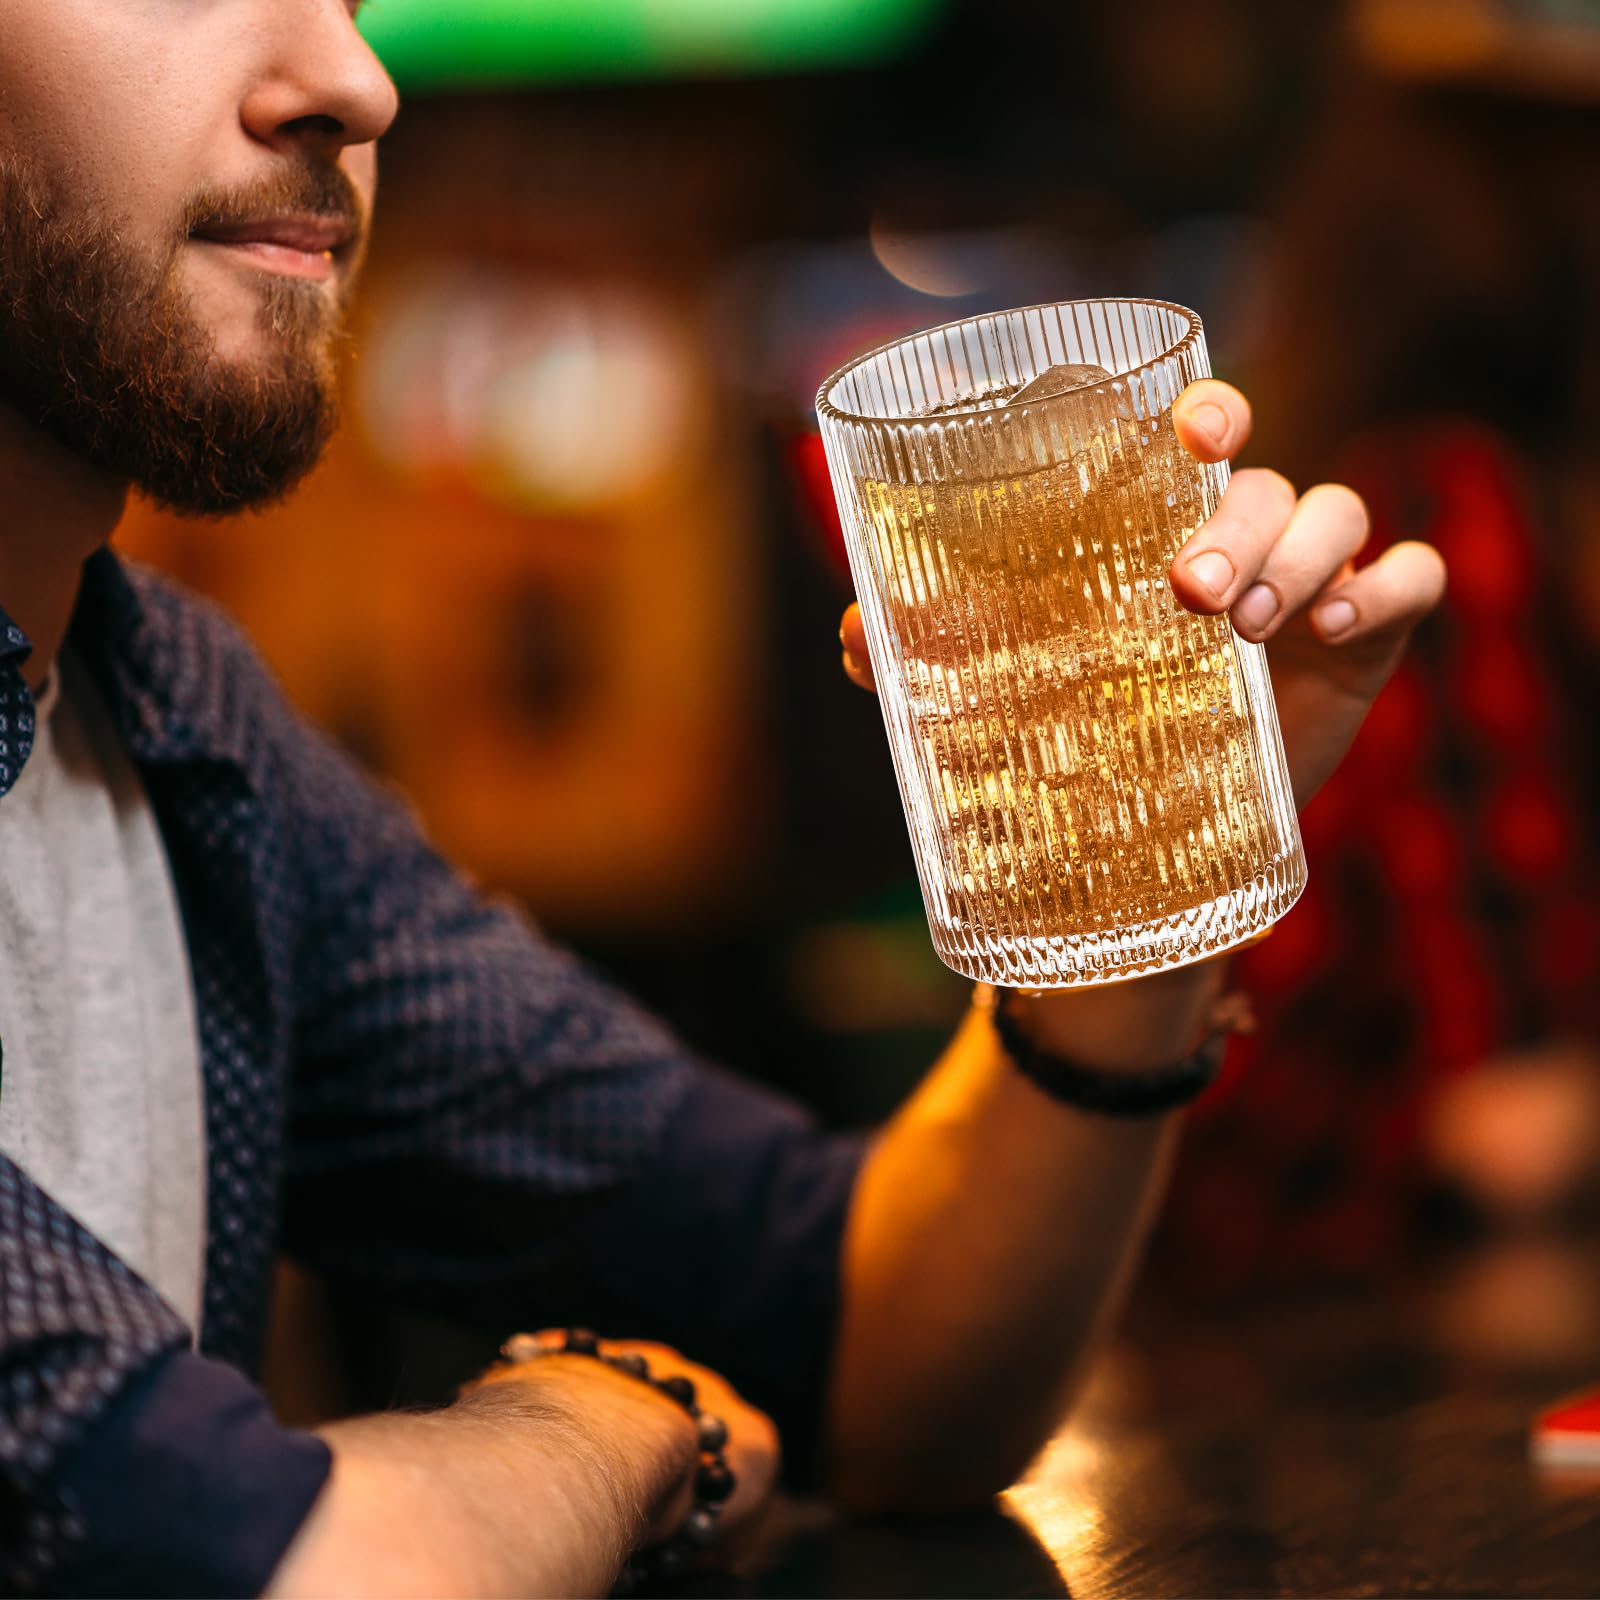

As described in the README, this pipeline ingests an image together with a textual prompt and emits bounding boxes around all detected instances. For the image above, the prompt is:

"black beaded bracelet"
[975,982,1227,1117]
[498,1328,736,1593]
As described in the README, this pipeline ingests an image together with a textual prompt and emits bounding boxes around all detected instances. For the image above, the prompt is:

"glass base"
[928,847,1307,989]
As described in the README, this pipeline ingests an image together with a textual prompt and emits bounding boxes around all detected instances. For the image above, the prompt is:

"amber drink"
[817,299,1304,987]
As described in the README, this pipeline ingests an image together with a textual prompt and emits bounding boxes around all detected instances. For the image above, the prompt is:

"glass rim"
[814,295,1204,429]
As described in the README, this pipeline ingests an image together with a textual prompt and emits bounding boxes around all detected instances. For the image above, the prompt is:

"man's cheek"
[341,144,379,211]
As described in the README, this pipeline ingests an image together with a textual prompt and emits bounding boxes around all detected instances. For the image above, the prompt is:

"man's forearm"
[267,1369,697,1598]
[823,960,1222,1510]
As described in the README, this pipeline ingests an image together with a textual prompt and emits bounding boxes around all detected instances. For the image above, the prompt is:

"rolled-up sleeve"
[0,1155,327,1597]
[52,1350,331,1599]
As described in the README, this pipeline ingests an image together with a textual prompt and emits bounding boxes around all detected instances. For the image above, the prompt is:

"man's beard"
[0,154,364,516]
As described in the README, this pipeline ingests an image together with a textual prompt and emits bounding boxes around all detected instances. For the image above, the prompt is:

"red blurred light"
[1374,795,1462,900]
[1450,631,1548,745]
[1483,772,1572,881]
[787,430,851,581]
[1239,881,1333,987]
[1529,897,1600,996]
[1342,665,1431,781]
[1428,434,1537,622]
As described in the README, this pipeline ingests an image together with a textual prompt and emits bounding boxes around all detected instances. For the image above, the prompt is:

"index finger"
[1172,378,1252,463]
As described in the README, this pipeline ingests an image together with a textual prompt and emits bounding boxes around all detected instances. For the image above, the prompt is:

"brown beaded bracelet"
[498,1328,736,1592]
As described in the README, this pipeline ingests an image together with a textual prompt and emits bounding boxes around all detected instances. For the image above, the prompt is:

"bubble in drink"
[1004,362,1113,405]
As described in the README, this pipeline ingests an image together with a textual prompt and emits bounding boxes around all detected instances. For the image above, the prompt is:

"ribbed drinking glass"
[817,299,1306,987]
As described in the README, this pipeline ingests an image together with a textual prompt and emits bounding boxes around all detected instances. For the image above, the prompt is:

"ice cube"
[1004,362,1113,405]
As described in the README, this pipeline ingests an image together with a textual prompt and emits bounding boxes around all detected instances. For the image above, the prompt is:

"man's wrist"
[461,1354,700,1546]
[988,958,1229,1074]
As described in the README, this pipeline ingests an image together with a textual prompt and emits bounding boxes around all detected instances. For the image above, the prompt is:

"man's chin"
[113,349,342,518]
[180,253,339,366]
[132,419,338,519]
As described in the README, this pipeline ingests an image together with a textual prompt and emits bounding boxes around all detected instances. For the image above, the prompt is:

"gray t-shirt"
[0,650,206,1337]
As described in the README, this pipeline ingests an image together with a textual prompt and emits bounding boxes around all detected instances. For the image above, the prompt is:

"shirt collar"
[0,546,255,801]
[71,544,252,773]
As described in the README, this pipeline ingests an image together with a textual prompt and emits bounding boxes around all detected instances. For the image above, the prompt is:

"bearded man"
[0,3,1445,1596]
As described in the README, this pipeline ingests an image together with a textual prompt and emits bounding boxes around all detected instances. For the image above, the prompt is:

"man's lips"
[188,215,358,280]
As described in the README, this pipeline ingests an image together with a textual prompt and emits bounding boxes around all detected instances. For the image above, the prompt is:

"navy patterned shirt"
[0,548,866,1597]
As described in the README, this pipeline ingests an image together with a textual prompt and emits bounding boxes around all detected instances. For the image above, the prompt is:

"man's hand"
[470,1333,780,1550]
[839,377,1446,813]
[267,1340,777,1598]
[1161,380,1445,804]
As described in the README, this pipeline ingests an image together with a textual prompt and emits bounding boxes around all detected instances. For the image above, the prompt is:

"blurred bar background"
[121,0,1600,1302]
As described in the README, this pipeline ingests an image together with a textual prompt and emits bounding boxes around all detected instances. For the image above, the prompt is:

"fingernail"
[1232,582,1279,638]
[1190,402,1229,447]
[1315,598,1357,638]
[842,647,865,676]
[1186,549,1235,600]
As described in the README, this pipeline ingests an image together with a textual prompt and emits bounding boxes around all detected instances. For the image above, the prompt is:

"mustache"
[181,164,366,242]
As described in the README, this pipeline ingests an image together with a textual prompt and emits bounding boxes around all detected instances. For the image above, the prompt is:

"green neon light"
[359,0,942,88]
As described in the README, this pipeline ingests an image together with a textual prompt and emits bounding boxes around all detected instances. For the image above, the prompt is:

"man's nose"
[240,0,400,156]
